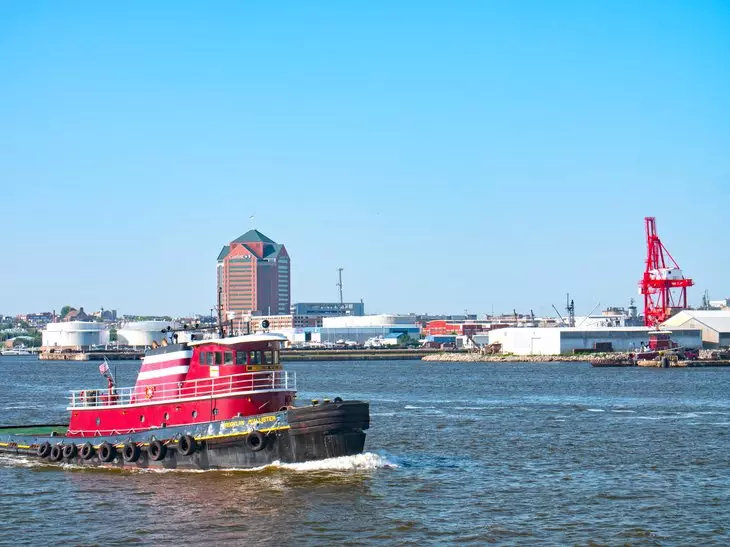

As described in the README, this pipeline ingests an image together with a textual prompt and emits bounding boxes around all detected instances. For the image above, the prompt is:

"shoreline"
[421,353,592,363]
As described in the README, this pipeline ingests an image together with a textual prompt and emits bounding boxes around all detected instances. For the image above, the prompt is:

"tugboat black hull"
[0,400,369,470]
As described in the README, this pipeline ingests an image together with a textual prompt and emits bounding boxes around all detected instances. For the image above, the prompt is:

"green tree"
[60,305,75,319]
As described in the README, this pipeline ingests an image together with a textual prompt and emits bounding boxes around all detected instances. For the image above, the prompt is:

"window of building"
[224,351,233,365]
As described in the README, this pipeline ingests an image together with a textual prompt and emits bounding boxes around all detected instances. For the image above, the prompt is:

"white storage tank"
[42,321,110,348]
[117,320,181,348]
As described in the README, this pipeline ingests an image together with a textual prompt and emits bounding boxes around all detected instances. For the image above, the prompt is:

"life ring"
[80,442,95,460]
[62,443,77,459]
[148,440,167,461]
[36,442,51,458]
[144,386,156,400]
[122,443,140,463]
[246,431,266,452]
[177,435,197,457]
[99,442,116,463]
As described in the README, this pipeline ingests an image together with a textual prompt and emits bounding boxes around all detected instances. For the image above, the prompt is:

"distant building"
[117,320,180,348]
[422,320,496,336]
[291,302,365,317]
[488,327,702,356]
[661,310,730,348]
[248,314,322,331]
[20,312,54,327]
[42,321,110,348]
[64,307,91,322]
[217,229,290,318]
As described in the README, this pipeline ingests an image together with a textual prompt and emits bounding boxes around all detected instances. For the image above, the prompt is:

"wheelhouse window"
[206,352,214,366]
[249,351,261,365]
[199,352,205,365]
[224,351,233,365]
[235,351,246,365]
[215,352,223,365]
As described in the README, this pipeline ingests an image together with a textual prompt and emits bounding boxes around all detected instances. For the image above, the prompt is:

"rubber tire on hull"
[148,440,166,461]
[246,431,266,452]
[177,435,197,456]
[80,442,95,460]
[50,444,63,462]
[123,443,140,463]
[37,442,51,458]
[99,442,116,463]
[62,443,77,459]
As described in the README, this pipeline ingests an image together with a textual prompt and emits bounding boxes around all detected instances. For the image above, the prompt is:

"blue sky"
[1,1,728,317]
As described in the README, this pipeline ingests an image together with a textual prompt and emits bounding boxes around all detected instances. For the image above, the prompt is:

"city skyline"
[1,2,728,317]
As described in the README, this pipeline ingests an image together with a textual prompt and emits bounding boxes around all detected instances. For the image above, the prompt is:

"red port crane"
[639,217,693,327]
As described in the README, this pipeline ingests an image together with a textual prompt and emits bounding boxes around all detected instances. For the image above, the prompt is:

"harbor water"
[1,356,730,545]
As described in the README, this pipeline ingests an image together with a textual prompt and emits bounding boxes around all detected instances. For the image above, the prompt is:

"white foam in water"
[587,408,605,412]
[277,452,397,472]
[454,406,489,410]
[404,405,435,410]
[1,452,398,474]
[611,409,636,413]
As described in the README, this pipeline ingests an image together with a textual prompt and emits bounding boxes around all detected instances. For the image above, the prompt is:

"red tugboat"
[0,333,369,469]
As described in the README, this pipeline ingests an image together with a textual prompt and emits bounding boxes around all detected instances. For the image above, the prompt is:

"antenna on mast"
[566,293,575,327]
[337,268,344,306]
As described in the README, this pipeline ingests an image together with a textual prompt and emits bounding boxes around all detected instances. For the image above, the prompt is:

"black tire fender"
[99,442,116,463]
[37,442,51,458]
[80,442,95,460]
[148,440,167,461]
[177,435,197,457]
[122,443,140,463]
[62,443,77,459]
[246,431,266,452]
[50,444,63,462]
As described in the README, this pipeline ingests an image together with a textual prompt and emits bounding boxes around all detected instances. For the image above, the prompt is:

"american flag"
[99,361,110,375]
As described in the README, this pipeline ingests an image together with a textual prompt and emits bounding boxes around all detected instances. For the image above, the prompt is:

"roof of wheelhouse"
[188,333,289,346]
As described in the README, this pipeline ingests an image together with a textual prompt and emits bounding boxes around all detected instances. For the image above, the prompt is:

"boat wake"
[276,451,397,472]
[0,452,398,474]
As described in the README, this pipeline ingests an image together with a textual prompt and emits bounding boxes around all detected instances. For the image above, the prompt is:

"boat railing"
[67,370,296,408]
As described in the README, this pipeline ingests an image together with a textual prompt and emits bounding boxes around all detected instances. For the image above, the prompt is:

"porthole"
[164,412,170,420]
[95,417,101,426]
[140,415,145,423]
[213,408,219,416]
[192,410,198,418]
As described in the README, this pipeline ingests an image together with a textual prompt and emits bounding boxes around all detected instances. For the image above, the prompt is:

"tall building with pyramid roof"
[216,230,290,318]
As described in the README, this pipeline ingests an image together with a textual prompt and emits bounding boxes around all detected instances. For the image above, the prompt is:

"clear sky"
[1,1,728,318]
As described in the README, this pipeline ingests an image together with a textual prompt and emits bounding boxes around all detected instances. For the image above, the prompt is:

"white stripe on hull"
[142,350,193,366]
[136,365,190,381]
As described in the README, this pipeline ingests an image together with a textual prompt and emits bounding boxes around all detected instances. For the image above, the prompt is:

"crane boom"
[639,217,693,327]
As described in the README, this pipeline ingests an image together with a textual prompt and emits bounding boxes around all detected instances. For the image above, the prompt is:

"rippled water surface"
[1,356,730,545]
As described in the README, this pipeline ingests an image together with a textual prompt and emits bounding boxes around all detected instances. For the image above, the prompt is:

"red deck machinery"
[639,217,693,327]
